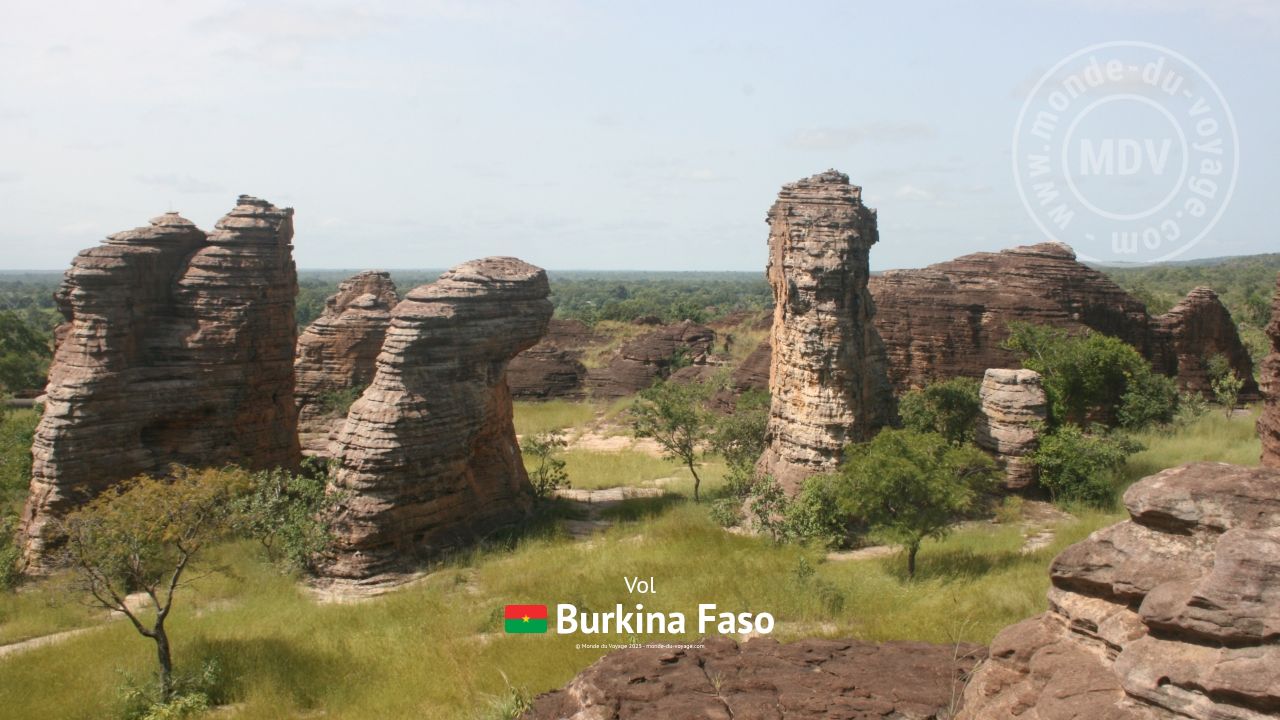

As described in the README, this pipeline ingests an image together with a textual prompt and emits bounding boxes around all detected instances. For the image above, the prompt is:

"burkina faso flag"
[504,604,548,633]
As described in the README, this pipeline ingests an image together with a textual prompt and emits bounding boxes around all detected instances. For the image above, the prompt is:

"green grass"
[1120,405,1262,486]
[0,506,1118,720]
[512,401,600,437]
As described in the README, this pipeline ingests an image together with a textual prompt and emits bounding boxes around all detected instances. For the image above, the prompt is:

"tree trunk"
[688,462,702,502]
[154,620,174,703]
[907,543,919,579]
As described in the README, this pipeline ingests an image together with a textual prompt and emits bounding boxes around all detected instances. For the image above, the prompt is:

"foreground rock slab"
[319,257,552,585]
[958,461,1280,720]
[522,636,984,720]
[755,170,894,494]
[20,197,299,570]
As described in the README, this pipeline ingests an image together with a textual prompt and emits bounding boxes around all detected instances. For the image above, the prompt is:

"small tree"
[59,467,247,703]
[520,431,570,499]
[836,429,996,578]
[898,377,982,445]
[631,380,713,501]
[711,389,769,496]
[232,458,341,573]
[1207,354,1244,418]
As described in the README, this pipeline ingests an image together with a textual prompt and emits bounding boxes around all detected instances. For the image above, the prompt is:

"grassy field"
[0,406,1261,719]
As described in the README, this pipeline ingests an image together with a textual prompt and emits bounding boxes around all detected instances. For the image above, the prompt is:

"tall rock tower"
[756,170,894,494]
[1259,272,1280,467]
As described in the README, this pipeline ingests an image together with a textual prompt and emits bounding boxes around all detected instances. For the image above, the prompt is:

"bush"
[0,405,38,510]
[782,474,846,546]
[1032,424,1141,507]
[232,459,341,573]
[520,432,570,499]
[711,389,769,497]
[836,429,997,577]
[0,513,21,590]
[707,498,742,528]
[1004,323,1178,429]
[898,377,982,445]
[317,386,364,418]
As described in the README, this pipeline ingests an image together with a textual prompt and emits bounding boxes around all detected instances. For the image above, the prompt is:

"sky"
[1,0,1277,271]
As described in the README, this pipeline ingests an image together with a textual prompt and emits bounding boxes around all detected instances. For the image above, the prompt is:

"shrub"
[782,474,846,546]
[707,498,742,528]
[520,431,570,499]
[0,513,21,590]
[317,386,364,417]
[1032,424,1141,507]
[898,377,982,445]
[711,389,769,497]
[1004,323,1178,429]
[835,429,997,578]
[232,458,340,574]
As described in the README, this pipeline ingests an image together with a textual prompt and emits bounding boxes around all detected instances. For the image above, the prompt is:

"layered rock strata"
[756,170,894,494]
[294,271,399,454]
[1259,274,1280,467]
[522,636,985,720]
[321,257,552,583]
[507,319,595,400]
[21,197,300,570]
[1152,286,1259,400]
[959,461,1280,719]
[584,320,716,400]
[975,369,1048,489]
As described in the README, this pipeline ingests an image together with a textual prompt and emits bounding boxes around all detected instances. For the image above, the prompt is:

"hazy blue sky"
[2,1,1276,271]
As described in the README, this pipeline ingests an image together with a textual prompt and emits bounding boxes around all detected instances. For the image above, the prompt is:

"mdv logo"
[1078,139,1174,176]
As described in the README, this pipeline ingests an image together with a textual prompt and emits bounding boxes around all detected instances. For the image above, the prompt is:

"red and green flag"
[504,604,548,634]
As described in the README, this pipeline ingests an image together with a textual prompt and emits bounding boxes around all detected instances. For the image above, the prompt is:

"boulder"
[584,320,716,400]
[20,197,299,571]
[755,170,894,494]
[958,461,1280,720]
[319,257,552,585]
[1260,273,1280,468]
[1152,286,1260,400]
[975,368,1048,489]
[293,271,399,455]
[507,319,597,400]
[522,636,985,720]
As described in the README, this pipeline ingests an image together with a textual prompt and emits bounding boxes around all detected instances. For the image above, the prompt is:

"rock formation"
[1259,274,1280,468]
[1152,286,1260,400]
[507,319,595,400]
[975,369,1048,489]
[584,320,716,400]
[522,636,985,720]
[321,257,552,584]
[959,461,1280,719]
[20,197,300,570]
[293,271,399,454]
[755,170,894,494]
[734,244,1259,400]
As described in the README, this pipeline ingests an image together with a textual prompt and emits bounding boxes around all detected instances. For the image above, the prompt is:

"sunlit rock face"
[20,196,300,571]
[319,257,553,585]
[755,170,894,495]
[294,271,399,455]
[959,461,1280,720]
[975,368,1048,490]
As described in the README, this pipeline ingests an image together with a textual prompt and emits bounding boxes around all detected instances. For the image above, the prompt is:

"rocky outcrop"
[1152,286,1260,400]
[320,257,552,584]
[959,461,1280,720]
[756,170,894,494]
[1259,274,1280,468]
[975,369,1047,489]
[294,271,399,455]
[733,245,1258,400]
[508,319,596,400]
[20,197,300,570]
[585,320,716,399]
[522,636,985,720]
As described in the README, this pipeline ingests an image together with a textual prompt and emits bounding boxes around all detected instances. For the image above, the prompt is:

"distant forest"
[2,254,1278,395]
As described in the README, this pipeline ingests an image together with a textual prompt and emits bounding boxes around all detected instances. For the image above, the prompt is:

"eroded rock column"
[321,257,552,584]
[755,170,893,494]
[975,369,1047,489]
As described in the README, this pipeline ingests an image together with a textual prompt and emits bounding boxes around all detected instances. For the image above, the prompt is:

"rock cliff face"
[975,369,1047,489]
[584,320,716,400]
[522,636,984,720]
[1259,274,1280,468]
[294,271,399,454]
[21,197,300,570]
[1152,286,1260,400]
[756,170,894,494]
[959,461,1280,720]
[507,319,595,400]
[320,257,552,584]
